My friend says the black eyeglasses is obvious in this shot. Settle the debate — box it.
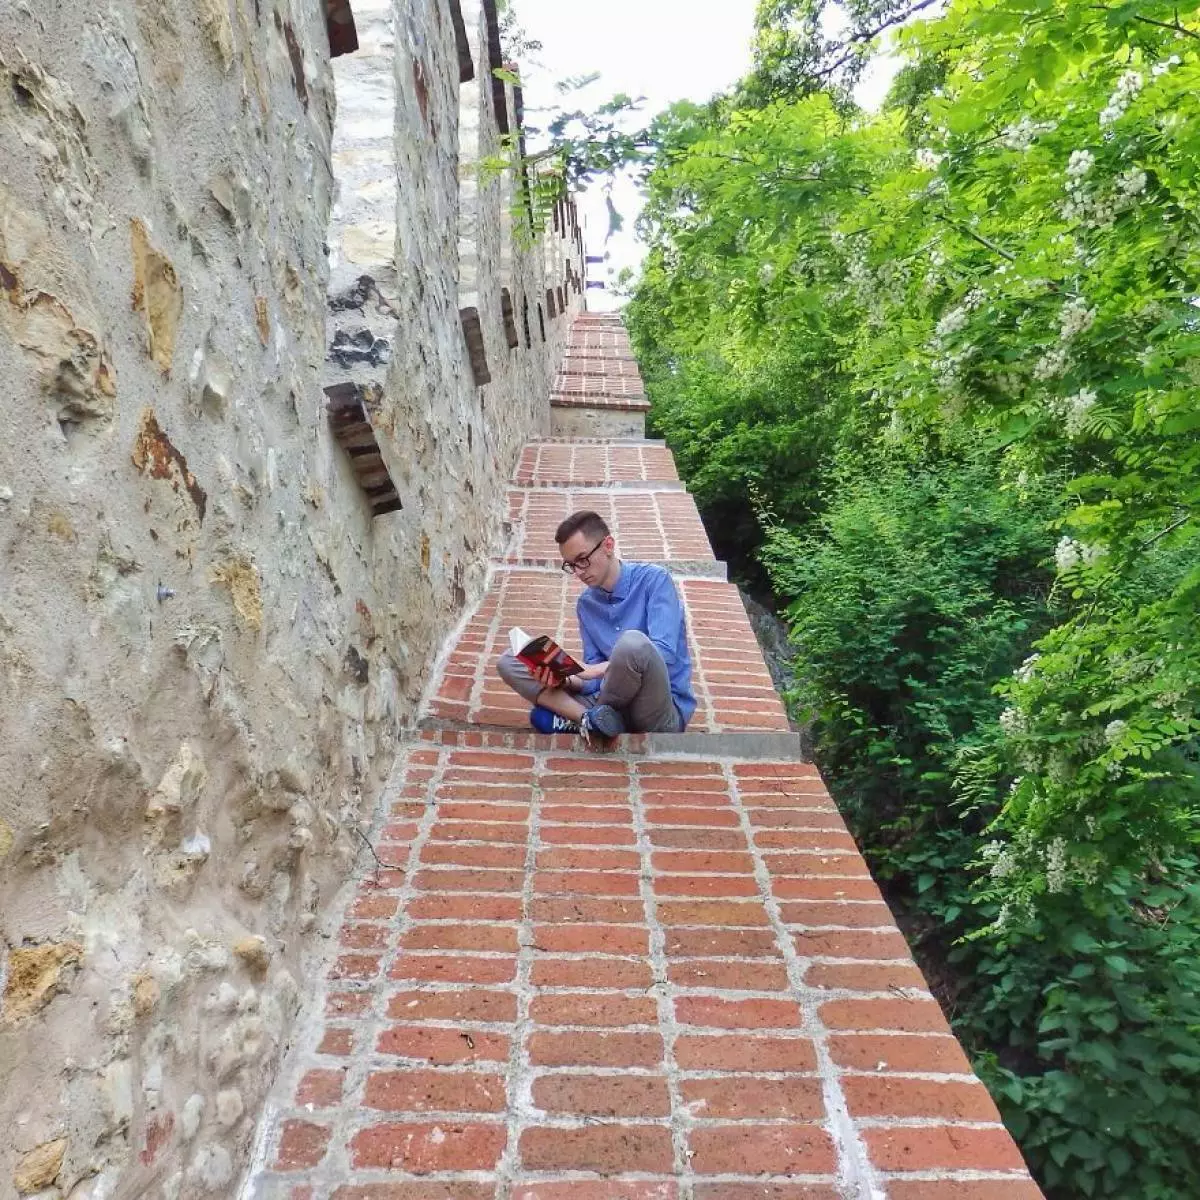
[561,536,608,574]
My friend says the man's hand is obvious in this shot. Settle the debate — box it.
[532,664,563,691]
[577,662,609,682]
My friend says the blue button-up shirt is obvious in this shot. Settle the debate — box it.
[575,561,696,727]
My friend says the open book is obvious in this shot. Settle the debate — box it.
[509,626,584,684]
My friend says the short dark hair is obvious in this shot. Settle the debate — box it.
[554,509,611,546]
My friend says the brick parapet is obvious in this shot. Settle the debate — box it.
[245,313,1041,1196]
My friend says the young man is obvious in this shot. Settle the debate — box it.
[497,510,696,744]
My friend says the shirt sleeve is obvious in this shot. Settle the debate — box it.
[645,570,684,667]
[576,596,603,694]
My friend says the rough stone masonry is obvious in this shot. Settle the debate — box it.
[0,0,583,1195]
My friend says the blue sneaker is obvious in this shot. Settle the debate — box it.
[529,706,580,735]
[580,704,625,746]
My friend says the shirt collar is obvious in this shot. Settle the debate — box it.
[601,560,629,601]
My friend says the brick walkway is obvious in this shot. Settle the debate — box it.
[247,314,1041,1199]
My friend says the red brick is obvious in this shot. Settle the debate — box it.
[340,923,389,949]
[533,924,649,955]
[386,988,516,1023]
[421,842,526,868]
[657,900,770,927]
[693,1186,838,1200]
[436,802,529,824]
[750,823,854,845]
[363,1069,506,1113]
[274,1120,331,1170]
[649,828,747,850]
[665,928,779,958]
[377,1026,509,1064]
[360,867,407,890]
[533,1074,671,1117]
[770,876,883,901]
[407,894,522,922]
[528,1030,663,1068]
[654,874,759,897]
[519,1125,673,1173]
[757,847,868,875]
[829,1033,973,1074]
[432,821,527,845]
[639,760,722,777]
[668,959,789,991]
[412,868,524,892]
[531,992,657,1027]
[334,1186,494,1200]
[390,803,426,819]
[645,807,740,828]
[379,821,419,843]
[674,995,800,1030]
[540,824,636,846]
[326,992,372,1017]
[535,870,640,896]
[537,847,640,871]
[674,1034,817,1073]
[449,751,534,769]
[820,996,949,1033]
[652,850,756,874]
[389,954,516,984]
[640,790,732,808]
[399,924,517,953]
[803,962,927,992]
[434,783,530,802]
[688,1124,835,1175]
[531,957,653,989]
[353,895,400,919]
[545,756,629,774]
[680,1076,823,1119]
[793,930,910,960]
[318,1027,355,1056]
[331,953,383,979]
[542,805,631,823]
[531,896,643,924]
[842,1075,1000,1121]
[885,1184,1043,1200]
[350,1120,506,1170]
[780,901,894,928]
[540,788,631,805]
[513,1186,678,1200]
[864,1126,1025,1172]
[296,1068,345,1108]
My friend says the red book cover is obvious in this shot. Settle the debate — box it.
[509,627,584,684]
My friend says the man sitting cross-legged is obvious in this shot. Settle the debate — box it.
[496,509,696,745]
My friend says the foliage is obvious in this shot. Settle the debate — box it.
[620,0,1200,1193]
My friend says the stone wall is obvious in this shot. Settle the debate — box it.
[0,0,583,1194]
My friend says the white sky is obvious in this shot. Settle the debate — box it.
[515,0,759,310]
[514,1,900,310]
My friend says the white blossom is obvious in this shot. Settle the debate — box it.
[1033,346,1070,380]
[915,147,944,170]
[1117,168,1147,197]
[1081,542,1107,566]
[1104,719,1127,745]
[935,305,969,340]
[999,707,1027,735]
[1059,296,1096,341]
[1045,837,1068,893]
[1051,387,1096,436]
[1066,149,1095,180]
[1055,536,1081,572]
[1001,117,1056,151]
[1100,71,1143,127]
[759,262,776,285]
[1014,654,1040,684]
[1152,55,1181,78]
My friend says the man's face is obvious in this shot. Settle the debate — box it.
[560,529,615,588]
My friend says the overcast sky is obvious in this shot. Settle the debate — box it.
[513,1,900,310]
[515,0,758,309]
